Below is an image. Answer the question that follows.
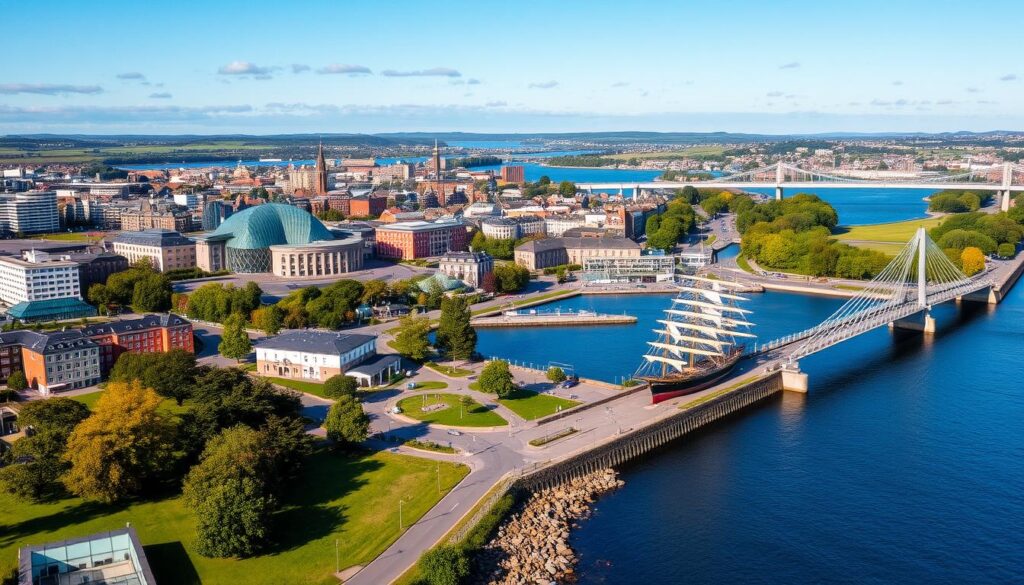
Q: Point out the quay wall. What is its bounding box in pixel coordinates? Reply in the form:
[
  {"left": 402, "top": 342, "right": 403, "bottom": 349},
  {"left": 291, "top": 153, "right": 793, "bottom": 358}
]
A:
[
  {"left": 516, "top": 373, "right": 783, "bottom": 490},
  {"left": 994, "top": 254, "right": 1024, "bottom": 302},
  {"left": 471, "top": 314, "right": 636, "bottom": 327}
]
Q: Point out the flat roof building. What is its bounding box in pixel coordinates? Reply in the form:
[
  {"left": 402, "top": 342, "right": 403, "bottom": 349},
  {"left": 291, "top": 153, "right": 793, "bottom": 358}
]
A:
[
  {"left": 514, "top": 237, "right": 642, "bottom": 270},
  {"left": 0, "top": 251, "right": 82, "bottom": 307},
  {"left": 112, "top": 229, "right": 196, "bottom": 272},
  {"left": 18, "top": 527, "right": 157, "bottom": 585},
  {"left": 0, "top": 191, "right": 59, "bottom": 235},
  {"left": 375, "top": 219, "right": 468, "bottom": 260}
]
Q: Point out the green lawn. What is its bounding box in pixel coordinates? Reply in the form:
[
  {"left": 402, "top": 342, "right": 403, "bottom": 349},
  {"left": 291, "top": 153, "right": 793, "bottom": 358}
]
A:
[
  {"left": 497, "top": 390, "right": 580, "bottom": 421},
  {"left": 423, "top": 362, "right": 473, "bottom": 378},
  {"left": 605, "top": 146, "right": 726, "bottom": 161},
  {"left": 262, "top": 376, "right": 328, "bottom": 398},
  {"left": 409, "top": 381, "right": 448, "bottom": 391},
  {"left": 0, "top": 450, "right": 468, "bottom": 585},
  {"left": 396, "top": 393, "right": 507, "bottom": 427},
  {"left": 833, "top": 217, "right": 943, "bottom": 249},
  {"left": 736, "top": 254, "right": 755, "bottom": 273},
  {"left": 469, "top": 289, "right": 577, "bottom": 317},
  {"left": 30, "top": 232, "right": 104, "bottom": 243}
]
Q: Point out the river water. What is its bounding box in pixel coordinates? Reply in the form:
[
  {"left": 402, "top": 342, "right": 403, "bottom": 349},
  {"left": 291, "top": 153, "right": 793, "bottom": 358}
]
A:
[{"left": 477, "top": 282, "right": 1024, "bottom": 583}]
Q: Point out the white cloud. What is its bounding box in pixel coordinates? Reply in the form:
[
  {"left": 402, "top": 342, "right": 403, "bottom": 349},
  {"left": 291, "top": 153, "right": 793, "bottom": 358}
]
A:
[
  {"left": 999, "top": 74, "right": 1017, "bottom": 81},
  {"left": 217, "top": 61, "right": 275, "bottom": 76},
  {"left": 0, "top": 83, "right": 103, "bottom": 95},
  {"left": 528, "top": 80, "right": 559, "bottom": 89},
  {"left": 317, "top": 64, "right": 372, "bottom": 75},
  {"left": 381, "top": 67, "right": 461, "bottom": 77},
  {"left": 149, "top": 92, "right": 172, "bottom": 99}
]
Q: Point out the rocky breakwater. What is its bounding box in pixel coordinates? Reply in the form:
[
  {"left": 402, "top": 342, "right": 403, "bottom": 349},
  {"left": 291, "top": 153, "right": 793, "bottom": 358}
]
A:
[{"left": 477, "top": 469, "right": 624, "bottom": 584}]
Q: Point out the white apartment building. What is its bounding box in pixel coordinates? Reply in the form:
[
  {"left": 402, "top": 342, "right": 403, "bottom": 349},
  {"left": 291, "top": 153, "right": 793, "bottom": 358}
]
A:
[
  {"left": 0, "top": 191, "right": 59, "bottom": 234},
  {"left": 0, "top": 251, "right": 82, "bottom": 306}
]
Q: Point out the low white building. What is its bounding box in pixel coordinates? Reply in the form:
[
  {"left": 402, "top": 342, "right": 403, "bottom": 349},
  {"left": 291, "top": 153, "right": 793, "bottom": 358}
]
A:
[{"left": 255, "top": 331, "right": 378, "bottom": 382}]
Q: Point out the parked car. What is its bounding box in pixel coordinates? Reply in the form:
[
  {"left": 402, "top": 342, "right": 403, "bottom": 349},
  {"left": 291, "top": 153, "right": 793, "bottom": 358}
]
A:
[{"left": 447, "top": 429, "right": 462, "bottom": 436}]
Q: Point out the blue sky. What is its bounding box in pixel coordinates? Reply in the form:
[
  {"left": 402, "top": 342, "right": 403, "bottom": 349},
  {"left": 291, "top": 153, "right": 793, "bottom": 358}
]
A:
[{"left": 2, "top": 0, "right": 1022, "bottom": 135}]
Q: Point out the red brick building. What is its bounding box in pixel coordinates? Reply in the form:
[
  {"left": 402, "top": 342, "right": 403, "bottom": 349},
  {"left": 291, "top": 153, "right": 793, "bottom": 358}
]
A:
[
  {"left": 81, "top": 313, "right": 194, "bottom": 373},
  {"left": 375, "top": 220, "right": 468, "bottom": 260},
  {"left": 500, "top": 165, "right": 525, "bottom": 184},
  {"left": 349, "top": 195, "right": 388, "bottom": 218}
]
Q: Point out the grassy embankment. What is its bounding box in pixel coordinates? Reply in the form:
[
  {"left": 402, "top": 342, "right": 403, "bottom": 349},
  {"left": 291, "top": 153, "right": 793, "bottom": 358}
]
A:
[
  {"left": 604, "top": 146, "right": 727, "bottom": 161},
  {"left": 832, "top": 217, "right": 944, "bottom": 254},
  {"left": 0, "top": 450, "right": 468, "bottom": 585},
  {"left": 0, "top": 141, "right": 274, "bottom": 165},
  {"left": 396, "top": 393, "right": 507, "bottom": 427}
]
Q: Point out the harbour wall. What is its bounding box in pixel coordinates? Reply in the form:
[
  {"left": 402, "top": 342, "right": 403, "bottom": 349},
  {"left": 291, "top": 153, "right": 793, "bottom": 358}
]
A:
[{"left": 514, "top": 373, "right": 783, "bottom": 490}]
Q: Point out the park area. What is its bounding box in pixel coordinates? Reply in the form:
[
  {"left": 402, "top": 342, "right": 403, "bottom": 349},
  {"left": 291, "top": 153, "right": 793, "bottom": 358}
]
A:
[
  {"left": 497, "top": 390, "right": 580, "bottom": 421},
  {"left": 833, "top": 217, "right": 944, "bottom": 253},
  {"left": 396, "top": 393, "right": 507, "bottom": 427},
  {"left": 0, "top": 450, "right": 468, "bottom": 585}
]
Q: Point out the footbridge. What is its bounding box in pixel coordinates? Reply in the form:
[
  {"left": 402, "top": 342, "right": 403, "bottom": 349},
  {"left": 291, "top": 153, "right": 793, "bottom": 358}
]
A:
[
  {"left": 747, "top": 228, "right": 993, "bottom": 389},
  {"left": 577, "top": 161, "right": 1024, "bottom": 211}
]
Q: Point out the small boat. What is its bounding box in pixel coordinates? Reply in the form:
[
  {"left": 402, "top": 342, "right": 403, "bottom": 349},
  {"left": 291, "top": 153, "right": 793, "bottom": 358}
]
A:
[{"left": 635, "top": 275, "right": 756, "bottom": 403}]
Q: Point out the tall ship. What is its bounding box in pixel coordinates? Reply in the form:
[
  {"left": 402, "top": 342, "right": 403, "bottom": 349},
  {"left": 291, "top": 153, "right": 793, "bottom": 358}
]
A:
[{"left": 636, "top": 275, "right": 756, "bottom": 403}]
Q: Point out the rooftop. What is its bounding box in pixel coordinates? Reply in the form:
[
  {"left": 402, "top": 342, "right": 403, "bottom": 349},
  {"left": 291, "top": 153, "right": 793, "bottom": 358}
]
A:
[
  {"left": 80, "top": 314, "right": 190, "bottom": 337},
  {"left": 377, "top": 219, "right": 463, "bottom": 232},
  {"left": 19, "top": 527, "right": 156, "bottom": 585},
  {"left": 516, "top": 237, "right": 641, "bottom": 253},
  {"left": 257, "top": 331, "right": 376, "bottom": 356},
  {"left": 113, "top": 229, "right": 193, "bottom": 248},
  {"left": 202, "top": 203, "right": 334, "bottom": 250}
]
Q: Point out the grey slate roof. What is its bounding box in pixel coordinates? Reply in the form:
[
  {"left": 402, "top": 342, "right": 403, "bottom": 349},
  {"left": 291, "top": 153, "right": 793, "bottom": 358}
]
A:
[
  {"left": 257, "top": 331, "right": 376, "bottom": 356},
  {"left": 0, "top": 329, "right": 97, "bottom": 355},
  {"left": 113, "top": 228, "right": 194, "bottom": 248},
  {"left": 80, "top": 313, "right": 190, "bottom": 336},
  {"left": 516, "top": 237, "right": 640, "bottom": 253}
]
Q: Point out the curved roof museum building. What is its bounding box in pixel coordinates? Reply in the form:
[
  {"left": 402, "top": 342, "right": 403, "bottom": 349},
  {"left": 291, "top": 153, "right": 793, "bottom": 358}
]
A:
[{"left": 195, "top": 203, "right": 364, "bottom": 276}]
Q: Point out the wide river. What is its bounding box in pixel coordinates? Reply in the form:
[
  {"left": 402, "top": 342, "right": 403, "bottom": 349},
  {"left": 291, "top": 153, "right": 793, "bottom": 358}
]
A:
[{"left": 476, "top": 282, "right": 1024, "bottom": 583}]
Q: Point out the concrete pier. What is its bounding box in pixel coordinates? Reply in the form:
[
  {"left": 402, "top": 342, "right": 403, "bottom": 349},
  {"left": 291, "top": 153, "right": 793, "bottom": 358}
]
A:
[
  {"left": 781, "top": 367, "right": 809, "bottom": 393},
  {"left": 890, "top": 310, "right": 936, "bottom": 333},
  {"left": 471, "top": 313, "right": 637, "bottom": 327}
]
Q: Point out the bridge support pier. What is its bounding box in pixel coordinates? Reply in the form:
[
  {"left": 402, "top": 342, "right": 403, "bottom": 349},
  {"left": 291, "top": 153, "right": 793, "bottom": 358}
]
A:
[
  {"left": 957, "top": 287, "right": 998, "bottom": 305},
  {"left": 1000, "top": 190, "right": 1012, "bottom": 212},
  {"left": 781, "top": 364, "right": 808, "bottom": 393},
  {"left": 775, "top": 186, "right": 784, "bottom": 201},
  {"left": 889, "top": 310, "right": 936, "bottom": 334}
]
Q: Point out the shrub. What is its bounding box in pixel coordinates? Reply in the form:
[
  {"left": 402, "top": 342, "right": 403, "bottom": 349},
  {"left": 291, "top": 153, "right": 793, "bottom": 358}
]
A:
[
  {"left": 478, "top": 360, "right": 516, "bottom": 398},
  {"left": 997, "top": 242, "right": 1017, "bottom": 258},
  {"left": 546, "top": 366, "right": 567, "bottom": 383},
  {"left": 323, "top": 375, "right": 358, "bottom": 399},
  {"left": 5, "top": 370, "right": 27, "bottom": 392},
  {"left": 417, "top": 545, "right": 470, "bottom": 585}
]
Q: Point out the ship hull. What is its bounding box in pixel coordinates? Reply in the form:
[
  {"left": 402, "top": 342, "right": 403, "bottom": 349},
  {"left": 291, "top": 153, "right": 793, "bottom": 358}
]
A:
[{"left": 642, "top": 355, "right": 742, "bottom": 404}]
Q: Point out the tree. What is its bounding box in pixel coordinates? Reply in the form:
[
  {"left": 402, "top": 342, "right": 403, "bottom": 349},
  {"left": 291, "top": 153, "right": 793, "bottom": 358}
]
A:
[
  {"left": 324, "top": 375, "right": 359, "bottom": 399},
  {"left": 323, "top": 395, "right": 370, "bottom": 446},
  {"left": 459, "top": 395, "right": 473, "bottom": 419},
  {"left": 998, "top": 242, "right": 1017, "bottom": 258},
  {"left": 183, "top": 425, "right": 276, "bottom": 558},
  {"left": 16, "top": 397, "right": 89, "bottom": 431},
  {"left": 436, "top": 296, "right": 476, "bottom": 360},
  {"left": 478, "top": 360, "right": 516, "bottom": 398},
  {"left": 493, "top": 263, "right": 530, "bottom": 293},
  {"left": 5, "top": 370, "right": 26, "bottom": 392},
  {"left": 109, "top": 350, "right": 197, "bottom": 405},
  {"left": 219, "top": 314, "right": 252, "bottom": 362},
  {"left": 63, "top": 381, "right": 178, "bottom": 503},
  {"left": 558, "top": 181, "right": 576, "bottom": 197},
  {"left": 0, "top": 397, "right": 90, "bottom": 501},
  {"left": 481, "top": 271, "right": 498, "bottom": 293},
  {"left": 391, "top": 311, "right": 432, "bottom": 361},
  {"left": 251, "top": 305, "right": 284, "bottom": 335},
  {"left": 131, "top": 273, "right": 172, "bottom": 313},
  {"left": 961, "top": 246, "right": 986, "bottom": 276},
  {"left": 360, "top": 279, "right": 388, "bottom": 305},
  {"left": 417, "top": 545, "right": 470, "bottom": 585},
  {"left": 546, "top": 366, "right": 567, "bottom": 384}
]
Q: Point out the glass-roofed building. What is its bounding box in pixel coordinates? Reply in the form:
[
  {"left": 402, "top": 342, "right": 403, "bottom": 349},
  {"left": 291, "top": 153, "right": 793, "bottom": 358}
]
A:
[
  {"left": 18, "top": 527, "right": 157, "bottom": 585},
  {"left": 193, "top": 203, "right": 364, "bottom": 276}
]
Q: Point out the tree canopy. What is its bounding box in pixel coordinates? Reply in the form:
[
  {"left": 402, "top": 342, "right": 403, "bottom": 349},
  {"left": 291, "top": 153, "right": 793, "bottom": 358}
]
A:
[
  {"left": 478, "top": 360, "right": 516, "bottom": 397},
  {"left": 436, "top": 296, "right": 476, "bottom": 360}
]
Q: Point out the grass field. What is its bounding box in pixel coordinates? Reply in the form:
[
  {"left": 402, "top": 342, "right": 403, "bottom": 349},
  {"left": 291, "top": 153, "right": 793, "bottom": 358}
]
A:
[
  {"left": 835, "top": 217, "right": 943, "bottom": 240},
  {"left": 409, "top": 381, "right": 448, "bottom": 391},
  {"left": 497, "top": 390, "right": 580, "bottom": 421},
  {"left": 0, "top": 450, "right": 468, "bottom": 585},
  {"left": 262, "top": 376, "right": 328, "bottom": 398},
  {"left": 29, "top": 232, "right": 104, "bottom": 243},
  {"left": 423, "top": 362, "right": 473, "bottom": 378},
  {"left": 396, "top": 393, "right": 506, "bottom": 427},
  {"left": 736, "top": 254, "right": 755, "bottom": 273}
]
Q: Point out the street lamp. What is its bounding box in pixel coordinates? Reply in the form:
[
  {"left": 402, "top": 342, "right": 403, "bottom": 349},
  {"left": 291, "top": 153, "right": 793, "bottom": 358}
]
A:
[{"left": 399, "top": 497, "right": 405, "bottom": 531}]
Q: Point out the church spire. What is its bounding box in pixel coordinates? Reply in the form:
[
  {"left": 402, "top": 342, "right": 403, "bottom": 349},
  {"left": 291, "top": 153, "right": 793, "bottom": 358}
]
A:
[{"left": 314, "top": 140, "right": 328, "bottom": 195}]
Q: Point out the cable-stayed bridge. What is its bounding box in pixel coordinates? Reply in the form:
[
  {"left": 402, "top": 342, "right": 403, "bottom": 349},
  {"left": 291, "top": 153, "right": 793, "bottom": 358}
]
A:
[
  {"left": 744, "top": 228, "right": 993, "bottom": 388},
  {"left": 577, "top": 161, "right": 1024, "bottom": 211}
]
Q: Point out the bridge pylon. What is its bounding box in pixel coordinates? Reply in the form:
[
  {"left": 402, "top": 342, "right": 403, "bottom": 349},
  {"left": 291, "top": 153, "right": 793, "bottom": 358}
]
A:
[
  {"left": 774, "top": 162, "right": 785, "bottom": 200},
  {"left": 1000, "top": 162, "right": 1014, "bottom": 212}
]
